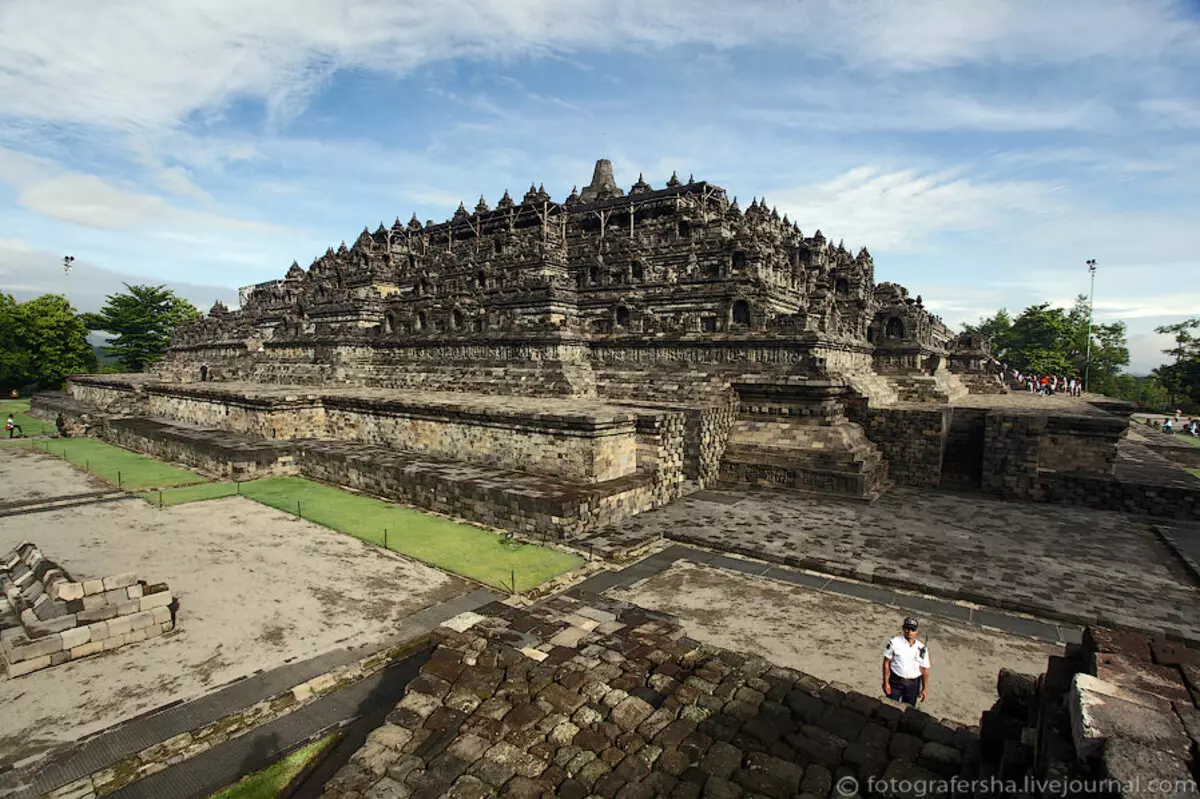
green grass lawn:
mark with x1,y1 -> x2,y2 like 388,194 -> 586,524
0,399 -> 54,437
22,437 -> 207,490
140,481 -> 242,506
209,733 -> 337,799
1189,468 -> 1200,479
147,476 -> 583,592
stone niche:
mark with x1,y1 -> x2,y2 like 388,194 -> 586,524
1,543 -> 175,678
720,378 -> 890,500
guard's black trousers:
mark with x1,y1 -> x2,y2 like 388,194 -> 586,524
888,674 -> 921,706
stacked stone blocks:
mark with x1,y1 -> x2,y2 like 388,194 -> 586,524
0,543 -> 175,678
980,626 -> 1200,799
320,596 -> 981,798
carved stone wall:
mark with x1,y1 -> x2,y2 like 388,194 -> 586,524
151,160 -> 954,407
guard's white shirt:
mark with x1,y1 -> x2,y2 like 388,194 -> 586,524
884,635 -> 930,679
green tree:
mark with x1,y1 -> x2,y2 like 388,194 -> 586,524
963,308 -> 1014,356
964,296 -> 1129,393
1152,318 -> 1200,412
82,285 -> 202,372
0,293 -> 98,390
1001,303 -> 1074,375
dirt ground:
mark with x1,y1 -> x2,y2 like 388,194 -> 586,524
0,448 -> 469,768
613,561 -> 1060,727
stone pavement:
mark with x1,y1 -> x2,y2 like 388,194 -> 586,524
321,595 -> 985,799
597,486 -> 1200,642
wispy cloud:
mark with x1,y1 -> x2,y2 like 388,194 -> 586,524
0,0 -> 1197,374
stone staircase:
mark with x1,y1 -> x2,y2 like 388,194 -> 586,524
887,371 -> 970,404
720,417 -> 891,501
839,369 -> 901,407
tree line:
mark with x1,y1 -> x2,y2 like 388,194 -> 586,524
0,285 -> 200,392
965,295 -> 1200,413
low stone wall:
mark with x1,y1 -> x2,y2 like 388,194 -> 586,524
69,377 -> 643,485
1,543 -> 174,678
104,417 -> 298,481
321,395 -> 638,484
955,373 -> 1008,395
857,407 -> 945,487
293,441 -> 658,538
70,379 -> 147,415
146,386 -> 327,440
1142,440 -> 1200,469
29,391 -> 102,437
1037,470 -> 1200,521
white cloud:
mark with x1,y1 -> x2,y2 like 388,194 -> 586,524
770,165 -> 1057,251
0,146 -> 282,234
0,0 -> 1195,137
0,239 -> 238,313
1140,97 -> 1200,129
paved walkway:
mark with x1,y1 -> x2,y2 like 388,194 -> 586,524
570,545 -> 1081,646
600,486 -> 1200,641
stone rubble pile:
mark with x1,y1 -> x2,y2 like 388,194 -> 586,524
321,595 -> 980,799
0,542 -> 175,678
980,625 -> 1200,799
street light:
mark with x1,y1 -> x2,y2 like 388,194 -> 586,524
1084,259 -> 1097,393
63,255 -> 75,304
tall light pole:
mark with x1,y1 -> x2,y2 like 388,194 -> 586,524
1084,259 -> 1097,393
63,255 -> 75,304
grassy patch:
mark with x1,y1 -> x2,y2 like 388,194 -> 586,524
0,399 -> 54,438
23,438 -> 206,490
208,732 -> 336,799
149,476 -> 583,592
1188,468 -> 1200,479
140,481 -> 241,506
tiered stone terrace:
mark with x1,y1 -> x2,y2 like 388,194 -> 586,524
36,160 -> 1200,536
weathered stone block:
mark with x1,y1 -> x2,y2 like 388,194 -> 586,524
102,572 -> 137,592
108,615 -> 134,636
52,581 -> 85,602
916,742 -> 961,777
4,632 -> 63,661
77,604 -> 117,623
1103,738 -> 1196,799
7,653 -> 51,676
59,626 -> 90,649
612,696 -> 655,732
1069,674 -> 1189,761
25,612 -> 78,636
70,640 -> 105,659
139,591 -> 172,612
128,610 -> 156,631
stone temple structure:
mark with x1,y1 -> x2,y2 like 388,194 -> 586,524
43,159 -> 1163,535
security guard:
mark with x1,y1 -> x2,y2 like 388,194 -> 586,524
882,617 -> 930,706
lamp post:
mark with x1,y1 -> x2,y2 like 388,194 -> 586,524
63,255 -> 75,304
1084,259 -> 1097,393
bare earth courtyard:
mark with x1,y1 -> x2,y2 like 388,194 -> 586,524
0,448 -> 470,768
612,561 -> 1061,727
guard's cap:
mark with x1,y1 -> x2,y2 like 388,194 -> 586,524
902,617 -> 919,630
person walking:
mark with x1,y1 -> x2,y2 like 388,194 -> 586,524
883,617 -> 930,706
5,414 -> 23,438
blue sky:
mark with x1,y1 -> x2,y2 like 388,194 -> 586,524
1,0 -> 1198,373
